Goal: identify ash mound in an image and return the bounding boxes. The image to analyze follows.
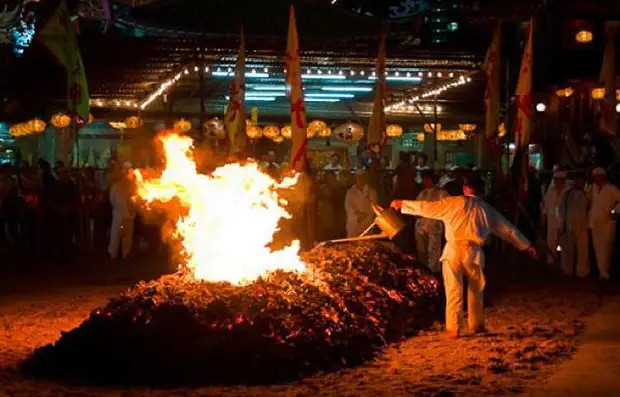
[22,242,440,386]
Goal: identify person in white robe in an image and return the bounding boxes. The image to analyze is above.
[415,169,448,272]
[557,172,589,277]
[391,176,536,338]
[589,167,620,280]
[109,163,136,260]
[542,170,567,264]
[345,170,378,237]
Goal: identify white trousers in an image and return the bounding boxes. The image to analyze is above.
[416,232,443,273]
[442,258,484,332]
[109,215,134,260]
[560,227,589,277]
[547,223,560,264]
[592,222,616,279]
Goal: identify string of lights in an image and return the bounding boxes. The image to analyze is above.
[117,63,473,111]
[385,75,473,114]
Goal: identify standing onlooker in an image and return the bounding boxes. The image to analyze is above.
[0,165,15,245]
[415,170,448,273]
[109,163,136,260]
[392,152,415,200]
[51,167,79,260]
[589,167,620,280]
[345,170,378,237]
[543,169,567,265]
[558,172,589,277]
[324,154,343,172]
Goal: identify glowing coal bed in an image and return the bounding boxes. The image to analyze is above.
[23,242,439,385]
[22,134,439,385]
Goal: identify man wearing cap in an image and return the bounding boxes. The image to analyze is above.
[543,169,567,265]
[391,176,536,338]
[589,167,620,280]
[558,172,589,277]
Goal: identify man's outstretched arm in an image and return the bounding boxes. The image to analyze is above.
[489,207,537,258]
[391,199,452,221]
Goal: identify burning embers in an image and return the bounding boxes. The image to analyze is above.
[133,133,305,284]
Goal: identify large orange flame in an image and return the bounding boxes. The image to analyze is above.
[134,133,306,284]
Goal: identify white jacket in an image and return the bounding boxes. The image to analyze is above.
[345,184,377,237]
[402,196,531,267]
[543,185,567,230]
[589,183,620,229]
[558,188,588,232]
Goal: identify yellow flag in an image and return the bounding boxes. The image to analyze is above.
[368,29,387,154]
[285,5,308,172]
[39,0,89,119]
[224,28,247,153]
[514,20,533,147]
[483,21,502,139]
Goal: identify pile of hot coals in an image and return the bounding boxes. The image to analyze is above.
[23,242,440,385]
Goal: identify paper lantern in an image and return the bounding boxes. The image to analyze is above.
[204,117,226,140]
[28,119,46,133]
[459,124,477,132]
[281,125,292,139]
[247,125,263,139]
[416,133,425,142]
[591,88,605,100]
[10,123,30,137]
[51,113,71,128]
[263,125,280,139]
[386,124,403,137]
[575,30,593,44]
[334,122,364,142]
[308,120,330,138]
[247,124,263,139]
[272,135,285,143]
[556,87,574,98]
[423,123,441,133]
[124,116,144,129]
[174,118,192,133]
[109,121,127,130]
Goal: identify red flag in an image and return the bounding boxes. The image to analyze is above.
[599,22,619,137]
[483,21,502,139]
[514,20,534,147]
[286,6,308,172]
[368,29,387,154]
[224,28,247,154]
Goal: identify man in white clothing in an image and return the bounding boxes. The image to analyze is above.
[543,170,567,264]
[415,169,448,273]
[109,163,136,260]
[589,168,620,280]
[345,170,378,237]
[558,172,589,277]
[391,176,536,338]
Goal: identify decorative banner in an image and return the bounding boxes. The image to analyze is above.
[285,5,308,172]
[39,0,90,119]
[514,19,533,147]
[367,29,387,154]
[599,21,620,137]
[224,27,247,154]
[483,21,502,139]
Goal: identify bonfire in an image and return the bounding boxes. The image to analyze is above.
[23,133,440,385]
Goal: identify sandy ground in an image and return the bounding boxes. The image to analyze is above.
[0,266,608,397]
